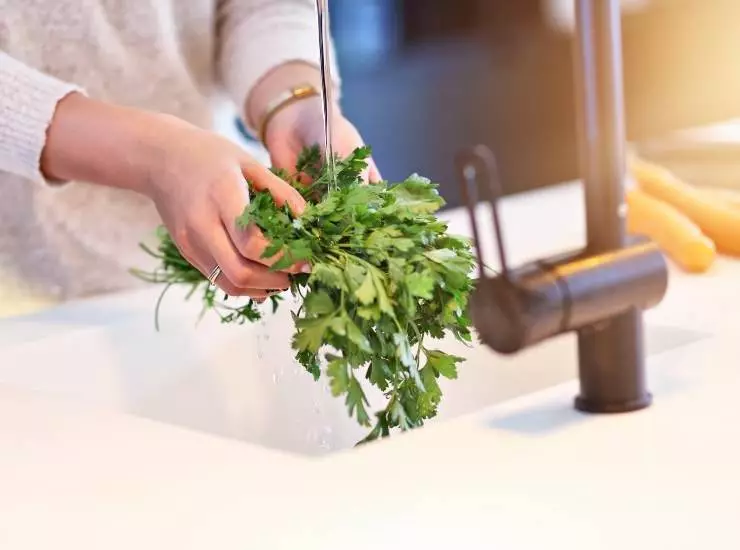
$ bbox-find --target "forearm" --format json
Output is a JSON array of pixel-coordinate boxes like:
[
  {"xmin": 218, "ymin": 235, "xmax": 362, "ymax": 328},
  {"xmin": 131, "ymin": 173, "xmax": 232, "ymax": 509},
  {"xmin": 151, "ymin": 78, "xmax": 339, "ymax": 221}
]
[{"xmin": 41, "ymin": 93, "xmax": 164, "ymax": 195}]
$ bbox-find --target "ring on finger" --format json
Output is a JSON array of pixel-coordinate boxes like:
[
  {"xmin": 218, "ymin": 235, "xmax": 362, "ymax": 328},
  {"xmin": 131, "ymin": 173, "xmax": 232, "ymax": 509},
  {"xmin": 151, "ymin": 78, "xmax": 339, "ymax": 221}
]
[{"xmin": 207, "ymin": 265, "xmax": 222, "ymax": 286}]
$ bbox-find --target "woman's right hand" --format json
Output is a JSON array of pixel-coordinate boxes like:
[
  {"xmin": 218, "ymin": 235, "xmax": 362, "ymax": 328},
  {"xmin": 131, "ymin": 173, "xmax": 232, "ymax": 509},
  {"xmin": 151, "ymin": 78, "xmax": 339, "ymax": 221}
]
[
  {"xmin": 42, "ymin": 93, "xmax": 307, "ymax": 300},
  {"xmin": 143, "ymin": 115, "xmax": 308, "ymax": 299}
]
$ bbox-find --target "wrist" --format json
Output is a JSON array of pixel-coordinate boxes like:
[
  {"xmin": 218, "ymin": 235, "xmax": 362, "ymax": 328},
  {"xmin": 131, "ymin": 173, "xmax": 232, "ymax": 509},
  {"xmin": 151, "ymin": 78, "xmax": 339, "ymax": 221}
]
[
  {"xmin": 246, "ymin": 61, "xmax": 336, "ymax": 135},
  {"xmin": 264, "ymin": 94, "xmax": 345, "ymax": 155},
  {"xmin": 257, "ymin": 84, "xmax": 321, "ymax": 144}
]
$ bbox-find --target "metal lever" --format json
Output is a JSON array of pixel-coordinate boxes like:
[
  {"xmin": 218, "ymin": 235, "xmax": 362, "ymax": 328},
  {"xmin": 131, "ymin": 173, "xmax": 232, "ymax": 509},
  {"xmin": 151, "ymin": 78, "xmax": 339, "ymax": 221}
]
[{"xmin": 456, "ymin": 146, "xmax": 510, "ymax": 280}]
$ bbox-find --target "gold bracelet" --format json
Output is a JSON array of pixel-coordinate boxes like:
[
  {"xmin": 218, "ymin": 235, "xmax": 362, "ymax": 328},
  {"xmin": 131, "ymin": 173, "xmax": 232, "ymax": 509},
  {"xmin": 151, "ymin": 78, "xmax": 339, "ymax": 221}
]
[{"xmin": 258, "ymin": 84, "xmax": 320, "ymax": 145}]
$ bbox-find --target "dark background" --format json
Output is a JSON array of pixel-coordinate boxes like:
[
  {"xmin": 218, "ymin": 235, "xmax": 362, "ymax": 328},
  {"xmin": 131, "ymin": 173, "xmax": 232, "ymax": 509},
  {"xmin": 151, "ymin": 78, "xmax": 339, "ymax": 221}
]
[{"xmin": 251, "ymin": 1, "xmax": 740, "ymax": 209}]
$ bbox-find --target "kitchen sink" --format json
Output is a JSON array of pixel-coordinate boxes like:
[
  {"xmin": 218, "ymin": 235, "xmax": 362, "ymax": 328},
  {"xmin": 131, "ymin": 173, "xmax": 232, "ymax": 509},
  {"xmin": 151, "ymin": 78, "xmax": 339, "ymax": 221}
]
[{"xmin": 0, "ymin": 286, "xmax": 707, "ymax": 457}]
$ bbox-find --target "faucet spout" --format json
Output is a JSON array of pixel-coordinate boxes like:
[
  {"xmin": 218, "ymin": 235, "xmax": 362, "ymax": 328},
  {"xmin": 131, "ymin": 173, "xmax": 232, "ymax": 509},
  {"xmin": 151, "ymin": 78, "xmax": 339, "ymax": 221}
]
[{"xmin": 574, "ymin": 0, "xmax": 629, "ymax": 254}]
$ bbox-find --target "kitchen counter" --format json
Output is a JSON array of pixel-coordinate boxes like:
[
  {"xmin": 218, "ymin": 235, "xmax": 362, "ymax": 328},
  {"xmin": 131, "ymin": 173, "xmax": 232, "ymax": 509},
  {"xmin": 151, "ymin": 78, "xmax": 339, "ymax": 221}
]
[{"xmin": 1, "ymin": 181, "xmax": 739, "ymax": 550}]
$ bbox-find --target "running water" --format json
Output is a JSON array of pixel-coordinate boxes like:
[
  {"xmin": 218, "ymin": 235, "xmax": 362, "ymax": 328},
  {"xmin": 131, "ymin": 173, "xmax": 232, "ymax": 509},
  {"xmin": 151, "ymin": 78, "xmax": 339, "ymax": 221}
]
[{"xmin": 315, "ymin": 0, "xmax": 337, "ymax": 190}]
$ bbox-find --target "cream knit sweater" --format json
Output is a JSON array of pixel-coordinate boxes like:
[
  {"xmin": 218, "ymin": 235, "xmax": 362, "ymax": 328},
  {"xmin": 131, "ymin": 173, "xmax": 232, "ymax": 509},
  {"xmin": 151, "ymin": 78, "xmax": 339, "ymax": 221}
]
[{"xmin": 0, "ymin": 0, "xmax": 340, "ymax": 317}]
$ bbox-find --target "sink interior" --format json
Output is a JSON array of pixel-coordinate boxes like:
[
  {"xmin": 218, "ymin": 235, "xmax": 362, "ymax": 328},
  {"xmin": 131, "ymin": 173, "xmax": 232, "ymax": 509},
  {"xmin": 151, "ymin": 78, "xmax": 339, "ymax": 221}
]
[{"xmin": 0, "ymin": 290, "xmax": 709, "ymax": 457}]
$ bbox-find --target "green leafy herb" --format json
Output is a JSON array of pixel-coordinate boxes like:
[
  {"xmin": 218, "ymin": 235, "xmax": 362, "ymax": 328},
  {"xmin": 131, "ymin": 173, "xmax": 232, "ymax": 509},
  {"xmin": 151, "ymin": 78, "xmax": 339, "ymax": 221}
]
[{"xmin": 133, "ymin": 145, "xmax": 475, "ymax": 443}]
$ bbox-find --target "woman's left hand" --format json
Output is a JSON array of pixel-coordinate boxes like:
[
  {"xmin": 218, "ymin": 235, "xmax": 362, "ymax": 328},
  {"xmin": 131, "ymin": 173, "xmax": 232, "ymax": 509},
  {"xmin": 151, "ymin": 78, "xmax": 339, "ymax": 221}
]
[{"xmin": 264, "ymin": 96, "xmax": 381, "ymax": 183}]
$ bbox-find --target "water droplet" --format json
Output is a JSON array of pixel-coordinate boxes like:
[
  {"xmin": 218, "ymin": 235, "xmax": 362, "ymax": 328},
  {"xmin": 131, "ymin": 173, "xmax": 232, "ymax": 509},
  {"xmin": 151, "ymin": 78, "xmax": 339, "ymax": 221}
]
[
  {"xmin": 255, "ymin": 319, "xmax": 270, "ymax": 361},
  {"xmin": 319, "ymin": 426, "xmax": 333, "ymax": 451}
]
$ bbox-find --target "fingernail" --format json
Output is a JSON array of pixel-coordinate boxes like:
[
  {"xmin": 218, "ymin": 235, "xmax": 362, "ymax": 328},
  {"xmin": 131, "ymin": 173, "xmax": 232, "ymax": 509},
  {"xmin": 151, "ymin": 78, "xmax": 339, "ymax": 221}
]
[{"xmin": 301, "ymin": 263, "xmax": 312, "ymax": 274}]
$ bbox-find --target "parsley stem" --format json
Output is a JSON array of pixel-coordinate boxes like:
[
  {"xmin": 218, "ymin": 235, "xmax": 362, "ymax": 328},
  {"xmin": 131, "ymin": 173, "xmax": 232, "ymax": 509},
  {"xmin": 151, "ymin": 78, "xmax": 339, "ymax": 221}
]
[{"xmin": 410, "ymin": 323, "xmax": 424, "ymax": 368}]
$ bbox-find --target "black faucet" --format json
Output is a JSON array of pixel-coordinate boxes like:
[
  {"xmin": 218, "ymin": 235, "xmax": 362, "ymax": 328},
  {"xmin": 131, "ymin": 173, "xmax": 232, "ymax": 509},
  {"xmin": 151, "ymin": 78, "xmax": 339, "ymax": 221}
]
[{"xmin": 457, "ymin": 0, "xmax": 669, "ymax": 414}]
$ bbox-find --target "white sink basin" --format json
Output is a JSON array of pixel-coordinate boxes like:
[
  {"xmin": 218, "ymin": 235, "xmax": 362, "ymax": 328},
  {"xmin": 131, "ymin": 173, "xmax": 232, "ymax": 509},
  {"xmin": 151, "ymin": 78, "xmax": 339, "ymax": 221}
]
[{"xmin": 0, "ymin": 285, "xmax": 707, "ymax": 457}]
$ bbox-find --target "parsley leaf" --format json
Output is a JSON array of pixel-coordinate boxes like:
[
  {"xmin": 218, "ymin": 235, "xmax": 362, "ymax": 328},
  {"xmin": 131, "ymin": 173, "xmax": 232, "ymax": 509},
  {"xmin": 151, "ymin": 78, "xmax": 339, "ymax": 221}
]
[
  {"xmin": 425, "ymin": 349, "xmax": 464, "ymax": 380},
  {"xmin": 354, "ymin": 272, "xmax": 377, "ymax": 305},
  {"xmin": 303, "ymin": 290, "xmax": 335, "ymax": 316},
  {"xmin": 294, "ymin": 315, "xmax": 332, "ymax": 354},
  {"xmin": 405, "ymin": 271, "xmax": 436, "ymax": 300}
]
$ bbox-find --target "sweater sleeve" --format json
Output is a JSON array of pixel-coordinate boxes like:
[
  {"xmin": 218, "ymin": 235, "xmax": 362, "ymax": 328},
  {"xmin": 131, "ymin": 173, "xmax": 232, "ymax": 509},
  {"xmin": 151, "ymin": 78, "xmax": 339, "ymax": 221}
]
[
  {"xmin": 215, "ymin": 0, "xmax": 341, "ymax": 137},
  {"xmin": 0, "ymin": 52, "xmax": 83, "ymax": 184}
]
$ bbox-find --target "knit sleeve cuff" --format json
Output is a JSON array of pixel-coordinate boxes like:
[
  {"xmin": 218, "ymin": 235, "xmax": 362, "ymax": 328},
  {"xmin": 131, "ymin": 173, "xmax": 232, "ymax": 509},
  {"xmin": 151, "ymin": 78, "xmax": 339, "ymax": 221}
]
[
  {"xmin": 217, "ymin": 4, "xmax": 341, "ymax": 138},
  {"xmin": 0, "ymin": 52, "xmax": 84, "ymax": 184}
]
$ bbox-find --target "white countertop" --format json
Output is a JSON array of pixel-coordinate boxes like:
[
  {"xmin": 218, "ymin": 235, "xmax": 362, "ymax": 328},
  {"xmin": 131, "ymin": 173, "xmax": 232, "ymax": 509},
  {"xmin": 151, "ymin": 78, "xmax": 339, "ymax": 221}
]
[{"xmin": 1, "ymin": 182, "xmax": 739, "ymax": 550}]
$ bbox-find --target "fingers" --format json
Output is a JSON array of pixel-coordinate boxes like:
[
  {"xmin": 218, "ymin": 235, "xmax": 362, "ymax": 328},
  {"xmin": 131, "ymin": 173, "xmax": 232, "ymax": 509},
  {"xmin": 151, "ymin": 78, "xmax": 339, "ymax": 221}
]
[
  {"xmin": 240, "ymin": 156, "xmax": 306, "ymax": 216},
  {"xmin": 208, "ymin": 274, "xmax": 274, "ymax": 300},
  {"xmin": 201, "ymin": 222, "xmax": 290, "ymax": 291},
  {"xmin": 267, "ymin": 122, "xmax": 382, "ymax": 185},
  {"xmin": 366, "ymin": 157, "xmax": 382, "ymax": 185},
  {"xmin": 170, "ymin": 228, "xmax": 280, "ymax": 299},
  {"xmin": 226, "ymin": 220, "xmax": 308, "ymax": 275},
  {"xmin": 216, "ymin": 172, "xmax": 307, "ymax": 275}
]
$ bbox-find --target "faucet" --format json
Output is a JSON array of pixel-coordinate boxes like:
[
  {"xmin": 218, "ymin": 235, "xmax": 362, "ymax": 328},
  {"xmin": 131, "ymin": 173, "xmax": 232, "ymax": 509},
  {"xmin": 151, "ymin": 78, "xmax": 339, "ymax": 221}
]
[{"xmin": 457, "ymin": 0, "xmax": 669, "ymax": 414}]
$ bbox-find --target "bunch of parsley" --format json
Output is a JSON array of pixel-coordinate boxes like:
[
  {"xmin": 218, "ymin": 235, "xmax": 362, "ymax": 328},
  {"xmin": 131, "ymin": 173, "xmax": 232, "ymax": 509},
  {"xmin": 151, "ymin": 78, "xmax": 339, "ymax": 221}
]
[{"xmin": 136, "ymin": 146, "xmax": 475, "ymax": 443}]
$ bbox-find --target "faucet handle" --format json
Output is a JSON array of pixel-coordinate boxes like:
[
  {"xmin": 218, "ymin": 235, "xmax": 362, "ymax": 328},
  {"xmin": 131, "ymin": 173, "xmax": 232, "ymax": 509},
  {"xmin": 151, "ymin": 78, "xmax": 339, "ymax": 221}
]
[
  {"xmin": 455, "ymin": 147, "xmax": 667, "ymax": 358},
  {"xmin": 455, "ymin": 145, "xmax": 510, "ymax": 280}
]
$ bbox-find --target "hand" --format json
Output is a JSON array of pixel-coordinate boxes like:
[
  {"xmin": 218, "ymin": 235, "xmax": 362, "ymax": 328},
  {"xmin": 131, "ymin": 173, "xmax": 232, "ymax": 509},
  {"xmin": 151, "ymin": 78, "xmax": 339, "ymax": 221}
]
[
  {"xmin": 145, "ymin": 116, "xmax": 308, "ymax": 299},
  {"xmin": 41, "ymin": 93, "xmax": 306, "ymax": 300},
  {"xmin": 264, "ymin": 96, "xmax": 381, "ymax": 183}
]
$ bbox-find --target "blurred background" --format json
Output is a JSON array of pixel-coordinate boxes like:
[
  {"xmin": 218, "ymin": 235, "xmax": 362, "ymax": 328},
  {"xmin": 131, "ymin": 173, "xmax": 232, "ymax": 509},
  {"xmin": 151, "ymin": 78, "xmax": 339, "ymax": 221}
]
[{"xmin": 239, "ymin": 0, "xmax": 740, "ymax": 209}]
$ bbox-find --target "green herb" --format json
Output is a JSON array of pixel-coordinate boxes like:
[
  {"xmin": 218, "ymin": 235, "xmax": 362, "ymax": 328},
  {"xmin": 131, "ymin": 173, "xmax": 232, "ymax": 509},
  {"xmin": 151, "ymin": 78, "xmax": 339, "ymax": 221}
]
[{"xmin": 134, "ymin": 146, "xmax": 475, "ymax": 443}]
